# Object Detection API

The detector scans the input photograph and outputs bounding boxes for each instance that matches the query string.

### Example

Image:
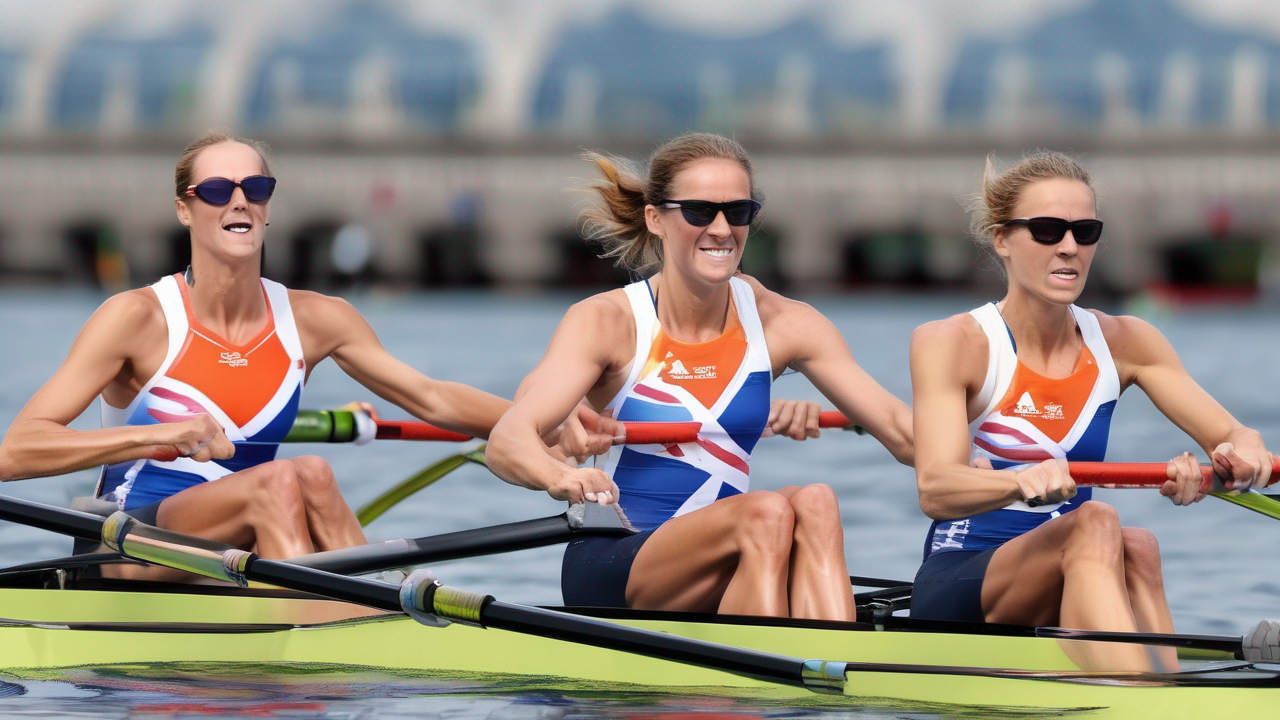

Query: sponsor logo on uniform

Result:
[219,351,248,368]
[1012,392,1064,419]
[664,352,716,380]
[932,519,970,551]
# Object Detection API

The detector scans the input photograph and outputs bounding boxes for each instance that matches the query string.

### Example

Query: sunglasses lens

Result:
[679,205,717,226]
[1072,220,1103,245]
[194,180,235,205]
[240,176,276,202]
[722,201,759,226]
[1025,219,1067,245]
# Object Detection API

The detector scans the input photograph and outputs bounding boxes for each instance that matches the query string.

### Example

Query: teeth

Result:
[702,248,732,257]
[226,226,250,234]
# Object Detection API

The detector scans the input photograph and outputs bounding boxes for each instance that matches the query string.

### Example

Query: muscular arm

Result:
[758,284,913,465]
[293,292,509,439]
[486,295,623,501]
[911,317,1029,520]
[0,292,227,480]
[1105,313,1271,489]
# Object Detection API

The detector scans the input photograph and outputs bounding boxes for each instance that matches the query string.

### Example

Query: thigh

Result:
[153,460,291,548]
[980,512,1083,626]
[625,491,781,612]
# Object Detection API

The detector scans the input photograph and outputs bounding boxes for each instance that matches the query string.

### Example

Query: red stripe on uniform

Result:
[696,437,750,475]
[979,421,1037,445]
[974,436,1054,462]
[632,384,681,404]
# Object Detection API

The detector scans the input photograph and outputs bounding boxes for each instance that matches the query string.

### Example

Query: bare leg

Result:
[625,490,794,616]
[777,484,856,622]
[981,501,1152,672]
[288,455,366,552]
[1121,527,1178,671]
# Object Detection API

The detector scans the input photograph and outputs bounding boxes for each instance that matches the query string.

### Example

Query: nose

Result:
[705,209,732,237]
[1057,230,1079,255]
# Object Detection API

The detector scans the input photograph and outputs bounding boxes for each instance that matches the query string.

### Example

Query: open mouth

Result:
[1051,268,1078,280]
[223,222,252,234]
[700,248,733,258]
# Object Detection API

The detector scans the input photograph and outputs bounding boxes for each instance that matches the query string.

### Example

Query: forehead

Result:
[191,141,266,181]
[669,157,751,199]
[1014,177,1096,217]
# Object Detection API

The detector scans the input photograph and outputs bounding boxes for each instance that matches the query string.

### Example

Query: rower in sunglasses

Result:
[908,151,1271,672]
[0,130,619,582]
[486,132,913,621]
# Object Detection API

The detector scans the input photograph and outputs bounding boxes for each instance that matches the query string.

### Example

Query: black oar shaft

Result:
[479,599,809,688]
[244,556,402,610]
[294,514,610,575]
[0,495,103,542]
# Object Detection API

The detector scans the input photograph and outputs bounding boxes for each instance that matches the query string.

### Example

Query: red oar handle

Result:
[622,421,701,445]
[818,411,854,429]
[1069,457,1280,491]
[375,421,473,442]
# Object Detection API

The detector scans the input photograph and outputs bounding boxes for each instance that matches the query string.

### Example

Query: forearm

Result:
[0,420,165,481]
[485,410,575,493]
[917,465,1020,520]
[877,403,915,467]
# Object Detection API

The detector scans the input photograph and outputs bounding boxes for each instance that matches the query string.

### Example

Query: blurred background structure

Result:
[1,0,1280,299]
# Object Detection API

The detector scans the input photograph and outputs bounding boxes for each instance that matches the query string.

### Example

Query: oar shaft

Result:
[287,411,702,445]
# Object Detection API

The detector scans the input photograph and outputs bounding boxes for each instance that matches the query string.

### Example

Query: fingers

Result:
[1165,451,1201,506]
[1015,458,1076,506]
[767,400,822,441]
[556,468,619,505]
[970,457,995,470]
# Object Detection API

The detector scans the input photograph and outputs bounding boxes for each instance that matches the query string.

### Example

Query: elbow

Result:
[915,472,949,521]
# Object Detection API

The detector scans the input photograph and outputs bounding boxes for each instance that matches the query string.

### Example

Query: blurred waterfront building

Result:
[0,0,1278,298]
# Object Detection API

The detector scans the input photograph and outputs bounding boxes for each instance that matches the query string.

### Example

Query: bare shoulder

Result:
[89,288,165,338]
[1088,308,1171,367]
[911,312,983,351]
[910,313,986,388]
[288,288,358,322]
[740,273,814,325]
[561,288,633,338]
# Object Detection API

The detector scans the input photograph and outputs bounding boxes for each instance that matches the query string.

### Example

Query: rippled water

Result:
[1,287,1277,717]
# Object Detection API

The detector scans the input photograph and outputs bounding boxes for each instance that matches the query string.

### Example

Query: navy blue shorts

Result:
[910,547,998,622]
[561,528,657,607]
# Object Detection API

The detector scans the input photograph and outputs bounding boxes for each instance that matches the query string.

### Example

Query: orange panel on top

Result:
[168,332,292,427]
[647,320,748,410]
[994,344,1100,443]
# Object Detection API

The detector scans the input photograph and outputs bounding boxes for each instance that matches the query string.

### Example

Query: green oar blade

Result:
[1212,490,1280,521]
[355,446,488,526]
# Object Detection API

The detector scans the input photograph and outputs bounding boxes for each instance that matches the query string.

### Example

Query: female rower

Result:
[486,133,913,620]
[0,131,604,576]
[909,151,1272,671]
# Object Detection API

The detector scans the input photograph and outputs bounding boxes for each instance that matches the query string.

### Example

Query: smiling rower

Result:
[0,130,608,578]
[485,133,913,619]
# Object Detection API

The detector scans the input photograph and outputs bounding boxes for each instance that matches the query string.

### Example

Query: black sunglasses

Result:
[659,199,761,227]
[1003,217,1103,246]
[185,175,277,205]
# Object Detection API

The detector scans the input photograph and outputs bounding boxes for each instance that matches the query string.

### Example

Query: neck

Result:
[997,285,1078,361]
[652,270,731,343]
[186,248,267,332]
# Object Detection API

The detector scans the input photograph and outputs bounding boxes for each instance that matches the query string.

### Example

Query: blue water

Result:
[0,288,1277,717]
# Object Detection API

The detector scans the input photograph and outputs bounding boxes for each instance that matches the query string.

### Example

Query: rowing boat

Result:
[0,498,1275,717]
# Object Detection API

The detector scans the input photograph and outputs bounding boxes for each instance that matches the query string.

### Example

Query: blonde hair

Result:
[175,130,273,199]
[968,151,1095,251]
[580,133,761,276]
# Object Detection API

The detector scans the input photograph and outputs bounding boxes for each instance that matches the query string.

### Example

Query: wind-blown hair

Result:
[175,130,274,199]
[967,151,1096,253]
[580,133,762,276]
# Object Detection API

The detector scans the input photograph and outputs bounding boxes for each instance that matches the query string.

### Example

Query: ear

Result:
[175,197,192,227]
[644,204,664,238]
[991,227,1012,260]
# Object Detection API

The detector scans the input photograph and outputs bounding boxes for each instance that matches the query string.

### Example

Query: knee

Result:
[1121,527,1165,586]
[786,484,842,530]
[1064,501,1124,561]
[289,455,337,494]
[736,492,795,552]
[255,460,305,505]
